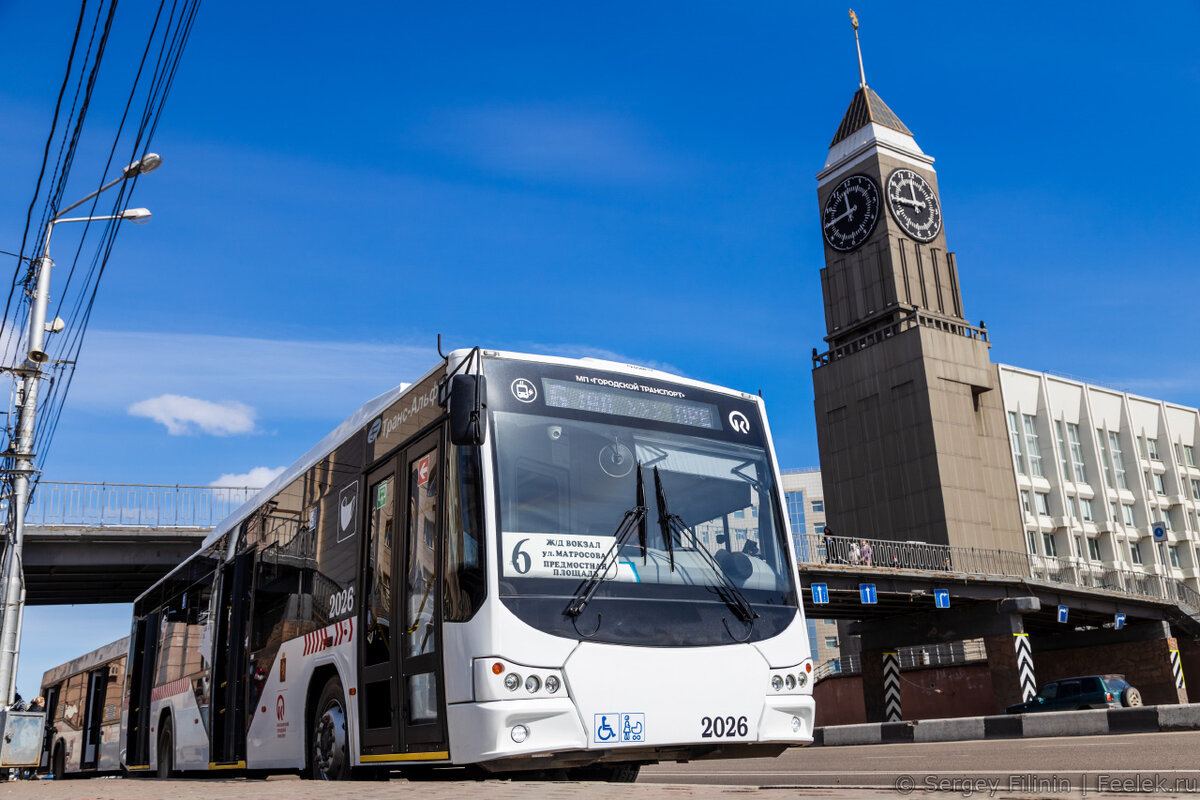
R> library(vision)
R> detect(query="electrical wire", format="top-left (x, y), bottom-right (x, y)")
top-left (3, 0), bottom-right (203, 502)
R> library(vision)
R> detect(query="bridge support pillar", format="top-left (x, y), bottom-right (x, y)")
top-left (1031, 621), bottom-right (1188, 705)
top-left (853, 597), bottom-right (1038, 720)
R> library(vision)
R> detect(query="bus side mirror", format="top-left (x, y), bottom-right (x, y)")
top-left (448, 374), bottom-right (488, 446)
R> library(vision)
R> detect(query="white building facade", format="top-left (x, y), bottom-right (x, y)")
top-left (998, 365), bottom-right (1200, 593)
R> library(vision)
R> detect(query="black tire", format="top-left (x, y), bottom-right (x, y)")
top-left (1122, 687), bottom-right (1143, 707)
top-left (156, 718), bottom-right (174, 779)
top-left (568, 763), bottom-right (641, 782)
top-left (52, 743), bottom-right (65, 779)
top-left (310, 676), bottom-right (351, 780)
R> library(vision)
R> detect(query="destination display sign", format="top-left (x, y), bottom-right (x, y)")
top-left (542, 377), bottom-right (719, 431)
top-left (502, 531), bottom-right (640, 582)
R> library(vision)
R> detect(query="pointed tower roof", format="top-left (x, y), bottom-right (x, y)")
top-left (829, 86), bottom-right (912, 147)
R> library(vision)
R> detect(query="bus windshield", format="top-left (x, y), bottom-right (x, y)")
top-left (488, 364), bottom-right (798, 646)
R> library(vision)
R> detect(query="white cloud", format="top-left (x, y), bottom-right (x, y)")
top-left (210, 465), bottom-right (286, 489)
top-left (128, 394), bottom-right (257, 436)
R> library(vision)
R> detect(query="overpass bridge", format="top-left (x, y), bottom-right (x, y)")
top-left (11, 481), bottom-right (250, 604)
top-left (797, 534), bottom-right (1200, 721)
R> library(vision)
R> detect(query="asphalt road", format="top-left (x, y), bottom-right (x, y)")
top-left (640, 730), bottom-right (1200, 791)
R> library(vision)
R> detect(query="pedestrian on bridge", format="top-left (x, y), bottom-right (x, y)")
top-left (860, 540), bottom-right (872, 566)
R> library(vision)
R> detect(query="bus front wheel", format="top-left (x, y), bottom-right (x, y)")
top-left (310, 676), bottom-right (350, 780)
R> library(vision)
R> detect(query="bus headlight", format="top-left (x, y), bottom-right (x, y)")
top-left (545, 675), bottom-right (561, 694)
top-left (771, 675), bottom-right (783, 691)
top-left (785, 674), bottom-right (796, 690)
top-left (511, 725), bottom-right (529, 743)
top-left (796, 671), bottom-right (808, 688)
top-left (525, 675), bottom-right (541, 693)
top-left (474, 658), bottom-right (569, 701)
top-left (504, 673), bottom-right (521, 691)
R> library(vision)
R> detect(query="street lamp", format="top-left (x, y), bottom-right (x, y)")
top-left (0, 153), bottom-right (162, 703)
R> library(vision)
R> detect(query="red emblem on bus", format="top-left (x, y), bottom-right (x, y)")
top-left (276, 695), bottom-right (285, 721)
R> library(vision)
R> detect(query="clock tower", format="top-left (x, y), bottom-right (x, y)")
top-left (811, 15), bottom-right (1022, 552)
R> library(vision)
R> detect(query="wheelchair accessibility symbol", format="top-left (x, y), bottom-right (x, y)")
top-left (594, 712), bottom-right (645, 744)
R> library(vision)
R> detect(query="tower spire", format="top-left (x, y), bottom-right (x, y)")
top-left (849, 9), bottom-right (867, 88)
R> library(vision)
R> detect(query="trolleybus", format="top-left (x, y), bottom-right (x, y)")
top-left (40, 636), bottom-right (128, 777)
top-left (123, 349), bottom-right (814, 780)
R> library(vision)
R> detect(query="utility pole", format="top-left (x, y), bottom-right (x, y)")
top-left (0, 154), bottom-right (160, 703)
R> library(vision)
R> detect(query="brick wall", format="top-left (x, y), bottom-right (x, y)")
top-left (813, 662), bottom-right (994, 726)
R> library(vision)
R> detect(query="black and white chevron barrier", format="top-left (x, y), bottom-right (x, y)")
top-left (883, 651), bottom-right (902, 722)
top-left (1171, 648), bottom-right (1186, 689)
top-left (1014, 632), bottom-right (1036, 703)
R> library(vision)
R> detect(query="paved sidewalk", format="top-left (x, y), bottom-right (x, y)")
top-left (4, 777), bottom-right (1200, 800)
top-left (0, 777), bottom-right (876, 800)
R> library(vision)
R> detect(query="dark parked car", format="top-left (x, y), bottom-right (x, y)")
top-left (1006, 675), bottom-right (1142, 714)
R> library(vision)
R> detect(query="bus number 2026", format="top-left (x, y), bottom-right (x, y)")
top-left (329, 587), bottom-right (355, 617)
top-left (701, 715), bottom-right (748, 738)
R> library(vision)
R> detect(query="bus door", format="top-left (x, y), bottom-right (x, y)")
top-left (358, 429), bottom-right (448, 757)
top-left (211, 550), bottom-right (254, 765)
top-left (397, 431), bottom-right (447, 753)
top-left (126, 613), bottom-right (159, 768)
top-left (40, 684), bottom-right (59, 768)
top-left (81, 666), bottom-right (108, 768)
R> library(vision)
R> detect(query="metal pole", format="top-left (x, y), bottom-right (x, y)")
top-left (0, 253), bottom-right (51, 704)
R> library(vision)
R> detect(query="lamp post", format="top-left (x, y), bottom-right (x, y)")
top-left (0, 153), bottom-right (161, 704)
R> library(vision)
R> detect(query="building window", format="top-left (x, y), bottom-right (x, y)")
top-left (1067, 423), bottom-right (1087, 482)
top-left (1033, 492), bottom-right (1049, 516)
top-left (1073, 535), bottom-right (1084, 558)
top-left (1186, 445), bottom-right (1197, 468)
top-left (1023, 415), bottom-right (1044, 477)
top-left (1154, 473), bottom-right (1167, 496)
top-left (1020, 490), bottom-right (1033, 515)
top-left (1042, 533), bottom-right (1058, 557)
top-left (1056, 421), bottom-right (1071, 478)
top-left (1097, 429), bottom-right (1114, 489)
top-left (1130, 542), bottom-right (1143, 565)
top-left (1008, 412), bottom-right (1026, 476)
top-left (1109, 501), bottom-right (1119, 520)
top-left (1026, 531), bottom-right (1038, 555)
top-left (1067, 496), bottom-right (1078, 519)
top-left (824, 637), bottom-right (839, 649)
top-left (1088, 538), bottom-right (1102, 561)
top-left (812, 500), bottom-right (824, 513)
top-left (1191, 479), bottom-right (1200, 501)
top-left (1080, 497), bottom-right (1094, 522)
top-left (1122, 504), bottom-right (1136, 527)
top-left (1163, 513), bottom-right (1174, 532)
top-left (1110, 432), bottom-right (1128, 489)
top-left (785, 490), bottom-right (807, 544)
top-left (1169, 545), bottom-right (1182, 568)
top-left (814, 523), bottom-right (827, 536)
top-left (1148, 437), bottom-right (1161, 461)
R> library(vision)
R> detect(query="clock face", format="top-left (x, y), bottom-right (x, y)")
top-left (885, 168), bottom-right (942, 242)
top-left (822, 174), bottom-right (880, 252)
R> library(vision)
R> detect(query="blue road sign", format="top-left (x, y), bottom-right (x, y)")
top-left (811, 583), bottom-right (829, 605)
top-left (1152, 522), bottom-right (1168, 542)
top-left (859, 584), bottom-right (878, 605)
top-left (1115, 613), bottom-right (1126, 630)
top-left (1057, 605), bottom-right (1069, 623)
top-left (934, 589), bottom-right (950, 609)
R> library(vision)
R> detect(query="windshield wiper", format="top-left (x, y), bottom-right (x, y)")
top-left (652, 467), bottom-right (758, 624)
top-left (565, 464), bottom-right (647, 618)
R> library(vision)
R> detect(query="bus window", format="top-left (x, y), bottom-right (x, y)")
top-left (444, 445), bottom-right (485, 622)
top-left (363, 475), bottom-right (394, 667)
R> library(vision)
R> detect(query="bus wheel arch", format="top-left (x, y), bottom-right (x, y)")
top-left (307, 667), bottom-right (350, 780)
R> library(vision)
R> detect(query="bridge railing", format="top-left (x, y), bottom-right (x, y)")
top-left (799, 534), bottom-right (1200, 611)
top-left (20, 482), bottom-right (258, 530)
top-left (814, 639), bottom-right (988, 682)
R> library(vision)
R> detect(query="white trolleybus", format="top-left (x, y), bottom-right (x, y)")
top-left (123, 349), bottom-right (814, 780)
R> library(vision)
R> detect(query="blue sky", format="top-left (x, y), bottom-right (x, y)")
top-left (3, 2), bottom-right (1199, 695)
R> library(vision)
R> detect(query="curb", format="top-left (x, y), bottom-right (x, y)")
top-left (810, 703), bottom-right (1200, 746)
